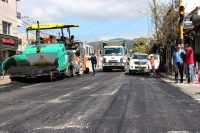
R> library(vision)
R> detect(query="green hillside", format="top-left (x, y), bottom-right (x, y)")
top-left (88, 38), bottom-right (135, 50)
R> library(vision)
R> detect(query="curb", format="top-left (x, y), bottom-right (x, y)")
top-left (160, 72), bottom-right (200, 84)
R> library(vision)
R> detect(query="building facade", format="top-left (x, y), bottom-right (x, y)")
top-left (0, 0), bottom-right (19, 63)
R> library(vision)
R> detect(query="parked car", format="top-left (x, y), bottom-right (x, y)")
top-left (128, 53), bottom-right (149, 75)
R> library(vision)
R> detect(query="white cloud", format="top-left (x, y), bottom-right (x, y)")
top-left (17, 0), bottom-right (200, 42)
top-left (182, 0), bottom-right (200, 13)
top-left (18, 0), bottom-right (169, 22)
top-left (18, 0), bottom-right (200, 22)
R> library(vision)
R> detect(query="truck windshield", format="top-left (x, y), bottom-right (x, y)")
top-left (104, 48), bottom-right (123, 56)
top-left (132, 54), bottom-right (148, 59)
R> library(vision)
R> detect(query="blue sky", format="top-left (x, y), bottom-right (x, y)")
top-left (18, 0), bottom-right (200, 42)
top-left (17, 0), bottom-right (155, 42)
top-left (69, 16), bottom-right (150, 41)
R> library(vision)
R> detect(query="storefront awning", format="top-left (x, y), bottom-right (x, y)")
top-left (0, 34), bottom-right (19, 50)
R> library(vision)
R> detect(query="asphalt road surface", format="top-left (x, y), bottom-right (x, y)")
top-left (0, 72), bottom-right (200, 133)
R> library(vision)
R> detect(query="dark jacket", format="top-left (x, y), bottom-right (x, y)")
top-left (89, 56), bottom-right (97, 65)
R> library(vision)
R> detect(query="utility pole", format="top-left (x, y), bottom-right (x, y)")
top-left (179, 0), bottom-right (184, 47)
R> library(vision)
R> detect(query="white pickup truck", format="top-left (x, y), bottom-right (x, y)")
top-left (128, 53), bottom-right (149, 75)
top-left (102, 46), bottom-right (126, 72)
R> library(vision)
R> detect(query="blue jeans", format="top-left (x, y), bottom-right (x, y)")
top-left (186, 64), bottom-right (195, 83)
top-left (92, 64), bottom-right (96, 75)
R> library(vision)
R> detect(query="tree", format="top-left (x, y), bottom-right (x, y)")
top-left (133, 37), bottom-right (147, 53)
top-left (161, 6), bottom-right (178, 46)
top-left (149, 0), bottom-right (179, 72)
top-left (149, 0), bottom-right (178, 50)
top-left (149, 0), bottom-right (163, 48)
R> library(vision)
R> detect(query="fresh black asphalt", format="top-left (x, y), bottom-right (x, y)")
top-left (0, 72), bottom-right (200, 133)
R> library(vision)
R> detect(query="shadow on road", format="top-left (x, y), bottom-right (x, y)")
top-left (97, 69), bottom-right (125, 73)
top-left (125, 72), bottom-right (164, 79)
top-left (0, 81), bottom-right (34, 93)
top-left (0, 76), bottom-right (67, 93)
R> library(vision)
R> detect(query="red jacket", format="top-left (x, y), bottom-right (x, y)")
top-left (186, 48), bottom-right (194, 64)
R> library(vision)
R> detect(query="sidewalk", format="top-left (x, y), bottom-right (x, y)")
top-left (160, 73), bottom-right (200, 102)
top-left (0, 75), bottom-right (11, 85)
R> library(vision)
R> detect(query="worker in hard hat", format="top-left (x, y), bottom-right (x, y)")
top-left (150, 54), bottom-right (156, 77)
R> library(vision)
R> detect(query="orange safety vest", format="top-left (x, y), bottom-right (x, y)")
top-left (82, 58), bottom-right (87, 71)
top-left (44, 38), bottom-right (52, 44)
top-left (150, 58), bottom-right (155, 66)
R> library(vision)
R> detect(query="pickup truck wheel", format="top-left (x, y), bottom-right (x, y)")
top-left (129, 70), bottom-right (132, 75)
top-left (10, 77), bottom-right (16, 81)
top-left (60, 72), bottom-right (65, 79)
top-left (85, 68), bottom-right (89, 74)
top-left (121, 67), bottom-right (125, 72)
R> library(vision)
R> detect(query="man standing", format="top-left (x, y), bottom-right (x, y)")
top-left (89, 53), bottom-right (97, 75)
top-left (185, 44), bottom-right (195, 83)
top-left (172, 44), bottom-right (185, 83)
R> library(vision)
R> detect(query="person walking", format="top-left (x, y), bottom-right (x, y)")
top-left (172, 44), bottom-right (185, 83)
top-left (89, 53), bottom-right (97, 75)
top-left (185, 44), bottom-right (195, 83)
